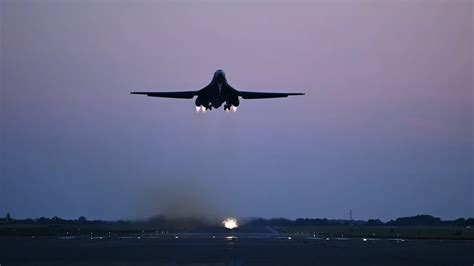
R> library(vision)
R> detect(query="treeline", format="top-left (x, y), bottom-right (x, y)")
top-left (0, 213), bottom-right (211, 231)
top-left (1, 213), bottom-right (473, 227)
top-left (0, 214), bottom-right (122, 225)
top-left (245, 215), bottom-right (474, 227)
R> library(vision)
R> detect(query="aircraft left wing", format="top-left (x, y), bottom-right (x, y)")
top-left (130, 91), bottom-right (198, 99)
top-left (238, 91), bottom-right (305, 99)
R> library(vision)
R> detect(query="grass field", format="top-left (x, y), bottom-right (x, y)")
top-left (275, 225), bottom-right (474, 240)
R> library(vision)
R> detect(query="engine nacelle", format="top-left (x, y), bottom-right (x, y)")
top-left (195, 96), bottom-right (208, 107)
top-left (224, 96), bottom-right (239, 112)
top-left (230, 96), bottom-right (239, 107)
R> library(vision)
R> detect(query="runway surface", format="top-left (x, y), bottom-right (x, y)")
top-left (1, 233), bottom-right (472, 265)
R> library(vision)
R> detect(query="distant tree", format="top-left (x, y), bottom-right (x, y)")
top-left (78, 216), bottom-right (87, 223)
top-left (466, 218), bottom-right (474, 226)
top-left (6, 212), bottom-right (12, 223)
top-left (453, 218), bottom-right (466, 226)
top-left (23, 219), bottom-right (34, 224)
top-left (366, 219), bottom-right (384, 226)
top-left (390, 215), bottom-right (442, 226)
top-left (37, 217), bottom-right (51, 224)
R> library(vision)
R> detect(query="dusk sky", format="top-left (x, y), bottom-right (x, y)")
top-left (1, 1), bottom-right (472, 221)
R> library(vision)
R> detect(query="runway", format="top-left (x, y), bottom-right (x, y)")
top-left (1, 233), bottom-right (472, 265)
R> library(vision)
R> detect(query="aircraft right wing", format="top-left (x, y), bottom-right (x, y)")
top-left (238, 91), bottom-right (305, 99)
top-left (130, 91), bottom-right (199, 99)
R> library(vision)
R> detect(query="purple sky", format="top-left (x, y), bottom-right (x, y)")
top-left (1, 1), bottom-right (472, 221)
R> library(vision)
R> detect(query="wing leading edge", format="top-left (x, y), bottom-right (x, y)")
top-left (130, 91), bottom-right (198, 99)
top-left (238, 91), bottom-right (305, 99)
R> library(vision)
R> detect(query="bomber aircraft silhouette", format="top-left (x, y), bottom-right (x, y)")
top-left (131, 70), bottom-right (305, 112)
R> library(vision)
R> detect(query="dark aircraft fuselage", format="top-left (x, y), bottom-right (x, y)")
top-left (131, 69), bottom-right (304, 112)
top-left (195, 69), bottom-right (239, 111)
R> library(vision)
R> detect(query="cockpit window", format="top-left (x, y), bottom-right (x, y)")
top-left (214, 69), bottom-right (225, 79)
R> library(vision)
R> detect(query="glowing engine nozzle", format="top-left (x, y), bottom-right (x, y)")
top-left (196, 105), bottom-right (207, 113)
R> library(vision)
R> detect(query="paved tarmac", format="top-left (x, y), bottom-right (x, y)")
top-left (0, 233), bottom-right (472, 265)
